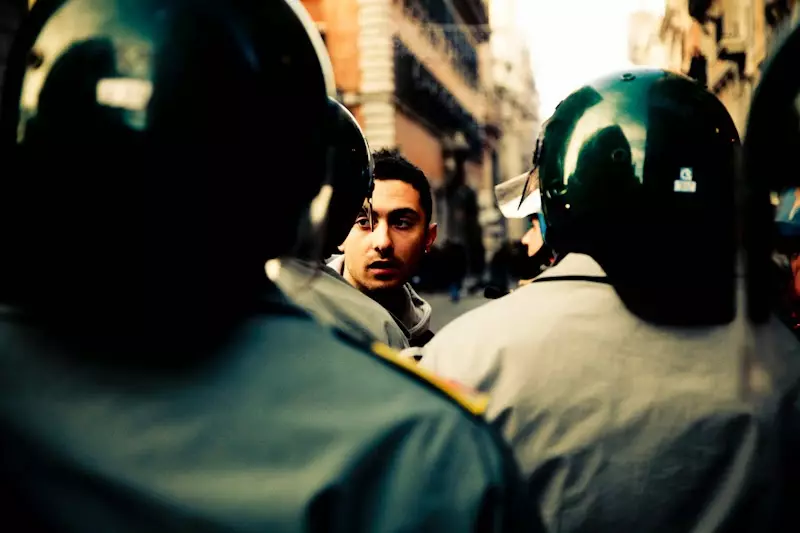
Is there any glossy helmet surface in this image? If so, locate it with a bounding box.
[319,98,374,257]
[0,0,336,320]
[532,68,740,325]
[744,16,800,323]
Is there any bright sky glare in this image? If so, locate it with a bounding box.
[517,0,666,120]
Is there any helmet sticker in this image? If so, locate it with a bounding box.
[96,78,153,112]
[674,167,697,193]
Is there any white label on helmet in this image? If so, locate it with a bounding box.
[674,167,696,193]
[96,78,153,111]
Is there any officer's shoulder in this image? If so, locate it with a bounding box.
[332,326,489,417]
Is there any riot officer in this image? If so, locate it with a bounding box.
[766,188,800,336]
[0,1,538,531]
[743,14,800,530]
[417,68,800,532]
[494,165,554,286]
[482,168,552,300]
[269,98,411,349]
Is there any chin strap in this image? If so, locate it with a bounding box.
[366,172,375,231]
[366,195,375,232]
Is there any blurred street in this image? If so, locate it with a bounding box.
[420,291,489,332]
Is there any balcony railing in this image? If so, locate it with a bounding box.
[453,0,489,27]
[394,38,483,159]
[402,0,479,88]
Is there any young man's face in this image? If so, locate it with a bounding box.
[340,179,437,293]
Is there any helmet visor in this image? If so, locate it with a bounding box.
[495,167,541,219]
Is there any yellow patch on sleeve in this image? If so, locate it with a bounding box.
[370,341,489,416]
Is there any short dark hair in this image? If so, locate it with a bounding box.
[372,148,433,224]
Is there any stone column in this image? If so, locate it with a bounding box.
[357,0,396,149]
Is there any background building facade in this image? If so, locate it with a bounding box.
[629,0,797,134]
[302,0,542,283]
[487,0,539,242]
[302,0,489,184]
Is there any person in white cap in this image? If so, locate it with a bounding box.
[489,167,554,295]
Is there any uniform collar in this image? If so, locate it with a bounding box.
[537,253,607,279]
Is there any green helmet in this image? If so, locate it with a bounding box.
[530,68,740,325]
[0,0,336,322]
[318,98,374,257]
[744,17,800,324]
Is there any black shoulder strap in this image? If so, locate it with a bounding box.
[531,275,611,285]
[409,329,434,348]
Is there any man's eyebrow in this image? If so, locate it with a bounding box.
[358,206,421,219]
[388,207,421,219]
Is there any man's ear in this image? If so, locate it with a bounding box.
[425,223,438,252]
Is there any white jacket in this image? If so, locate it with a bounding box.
[420,253,800,533]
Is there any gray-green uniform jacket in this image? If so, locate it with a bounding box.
[0,285,541,532]
[270,257,410,349]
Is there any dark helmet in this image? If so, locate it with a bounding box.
[526,68,740,325]
[0,0,336,325]
[743,19,800,526]
[316,98,374,258]
[744,16,800,325]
